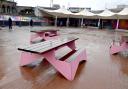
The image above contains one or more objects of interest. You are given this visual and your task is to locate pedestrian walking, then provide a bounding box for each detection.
[30,19,33,27]
[8,17,12,30]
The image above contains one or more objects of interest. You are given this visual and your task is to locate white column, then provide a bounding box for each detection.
[66,17,69,27]
[81,18,83,27]
[55,16,57,27]
[116,19,119,29]
[0,8,1,13]
[98,19,100,28]
[5,6,7,13]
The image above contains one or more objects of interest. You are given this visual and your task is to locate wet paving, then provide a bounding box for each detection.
[0,26,128,89]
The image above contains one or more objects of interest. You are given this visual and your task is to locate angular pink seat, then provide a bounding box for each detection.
[18,38,87,81]
[110,41,128,54]
[42,49,87,81]
[30,29,59,44]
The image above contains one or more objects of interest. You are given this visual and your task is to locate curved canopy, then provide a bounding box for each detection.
[116,8,128,19]
[75,9,95,16]
[34,7,44,17]
[35,7,128,19]
[74,9,97,18]
[117,8,128,15]
[97,9,117,19]
[37,7,73,17]
[51,8,73,15]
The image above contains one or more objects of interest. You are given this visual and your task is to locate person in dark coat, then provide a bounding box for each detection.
[30,19,33,27]
[8,17,12,30]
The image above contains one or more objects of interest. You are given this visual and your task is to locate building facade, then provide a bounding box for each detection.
[0,0,46,26]
[0,0,17,15]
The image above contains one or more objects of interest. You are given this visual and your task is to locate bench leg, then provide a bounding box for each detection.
[42,50,73,80]
[43,49,87,81]
[67,41,76,50]
[30,33,39,42]
[110,42,128,54]
[30,33,45,43]
[50,31,57,36]
[70,49,87,80]
[38,32,47,40]
[44,36,59,41]
[20,52,42,66]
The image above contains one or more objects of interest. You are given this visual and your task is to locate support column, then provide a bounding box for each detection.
[81,18,83,27]
[116,19,119,29]
[5,6,7,13]
[66,17,69,27]
[0,7,1,13]
[98,19,100,29]
[55,16,57,27]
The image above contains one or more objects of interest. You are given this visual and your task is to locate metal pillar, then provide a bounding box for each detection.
[98,19,100,29]
[81,18,83,27]
[55,16,57,27]
[116,19,119,29]
[66,17,69,27]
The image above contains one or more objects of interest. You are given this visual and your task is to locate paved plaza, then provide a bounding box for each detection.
[0,26,128,89]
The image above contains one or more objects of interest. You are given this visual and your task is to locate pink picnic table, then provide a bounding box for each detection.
[110,34,128,54]
[18,37,87,81]
[30,29,59,43]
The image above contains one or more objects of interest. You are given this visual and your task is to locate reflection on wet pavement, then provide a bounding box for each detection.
[0,26,128,89]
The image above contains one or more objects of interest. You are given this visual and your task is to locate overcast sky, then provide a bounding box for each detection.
[14,0,128,10]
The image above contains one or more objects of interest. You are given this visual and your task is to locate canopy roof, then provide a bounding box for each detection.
[75,9,96,16]
[97,9,115,17]
[74,9,97,18]
[51,8,73,15]
[34,7,44,17]
[38,7,73,17]
[116,8,128,19]
[117,8,128,15]
[96,9,117,19]
[35,7,128,19]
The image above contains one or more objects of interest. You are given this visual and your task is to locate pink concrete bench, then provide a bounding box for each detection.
[30,36,59,44]
[64,49,87,80]
[18,37,87,81]
[45,32,57,37]
[110,36,128,54]
[30,29,59,44]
